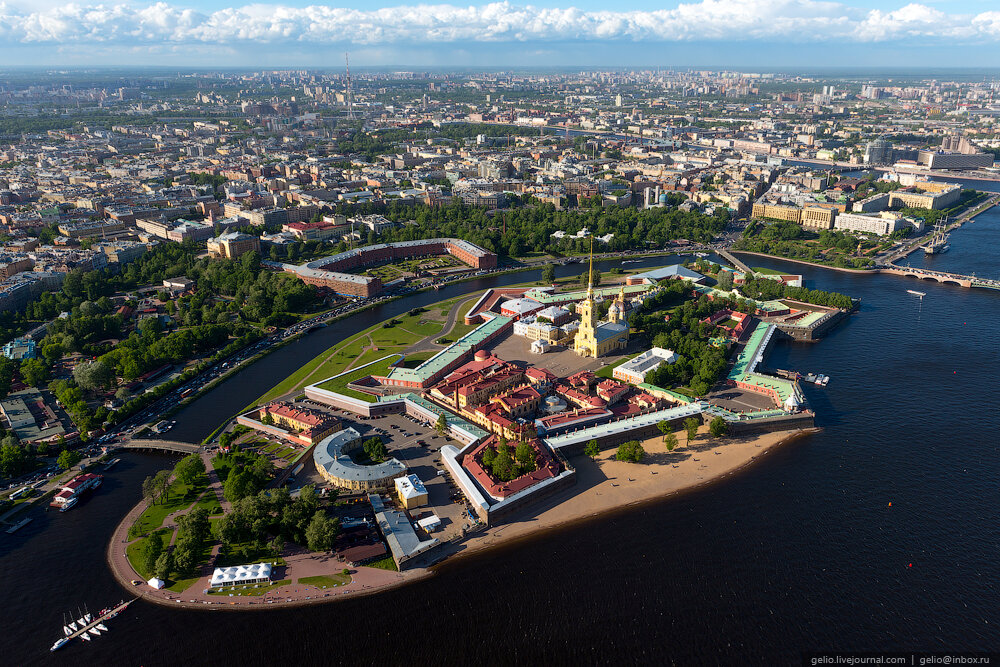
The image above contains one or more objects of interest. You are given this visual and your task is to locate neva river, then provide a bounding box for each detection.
[5,215,1000,665]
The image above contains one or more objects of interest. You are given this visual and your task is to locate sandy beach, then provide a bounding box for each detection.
[446,425,814,560]
[108,425,812,609]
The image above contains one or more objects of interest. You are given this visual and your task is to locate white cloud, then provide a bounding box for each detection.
[0,0,993,46]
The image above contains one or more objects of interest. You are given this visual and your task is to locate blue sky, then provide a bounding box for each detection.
[1,0,999,67]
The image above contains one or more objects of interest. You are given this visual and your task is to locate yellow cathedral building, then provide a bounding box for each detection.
[573,248,630,358]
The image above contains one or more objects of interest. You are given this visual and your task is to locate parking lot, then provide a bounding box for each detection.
[299,404,476,541]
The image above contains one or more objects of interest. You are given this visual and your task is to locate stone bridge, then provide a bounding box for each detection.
[118,439,203,454]
[880,266,973,287]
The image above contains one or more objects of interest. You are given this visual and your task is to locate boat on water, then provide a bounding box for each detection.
[803,373,817,383]
[5,517,32,533]
[51,599,135,652]
[50,472,102,511]
[814,374,826,386]
[907,289,926,297]
[103,458,121,470]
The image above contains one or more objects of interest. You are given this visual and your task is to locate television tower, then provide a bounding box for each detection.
[345,52,356,121]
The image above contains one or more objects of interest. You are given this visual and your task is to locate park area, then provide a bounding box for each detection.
[250,294,482,406]
[359,254,465,280]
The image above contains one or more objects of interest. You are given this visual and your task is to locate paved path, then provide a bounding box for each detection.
[404,295,479,355]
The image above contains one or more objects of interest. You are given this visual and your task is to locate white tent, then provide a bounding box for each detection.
[147,577,166,589]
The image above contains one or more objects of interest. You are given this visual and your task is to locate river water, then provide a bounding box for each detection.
[6,227,1000,664]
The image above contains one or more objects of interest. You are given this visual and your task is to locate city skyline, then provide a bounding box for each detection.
[3,0,1000,67]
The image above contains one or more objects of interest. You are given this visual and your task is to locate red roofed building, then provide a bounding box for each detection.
[567,370,596,389]
[534,406,612,435]
[259,402,341,445]
[469,402,537,441]
[595,379,630,405]
[282,221,344,241]
[524,366,556,390]
[431,358,526,410]
[554,384,606,409]
[490,384,542,417]
[463,436,561,500]
[702,309,752,341]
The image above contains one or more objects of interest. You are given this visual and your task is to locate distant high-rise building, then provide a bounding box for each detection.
[864,138,894,165]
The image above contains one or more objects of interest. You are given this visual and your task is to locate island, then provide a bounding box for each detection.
[108,252,854,608]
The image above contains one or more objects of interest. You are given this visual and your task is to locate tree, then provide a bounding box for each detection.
[223,467,255,502]
[615,440,645,463]
[261,412,275,426]
[363,437,388,463]
[305,510,339,552]
[154,550,173,580]
[153,469,171,504]
[541,263,556,284]
[717,271,734,291]
[174,453,206,489]
[73,359,114,391]
[114,386,131,402]
[684,417,701,446]
[514,442,536,471]
[663,430,679,452]
[20,358,50,387]
[584,439,600,459]
[709,416,729,438]
[141,474,158,503]
[657,420,671,441]
[435,413,447,436]
[482,446,496,467]
[57,448,82,470]
[0,440,27,477]
[491,446,516,481]
[142,531,163,577]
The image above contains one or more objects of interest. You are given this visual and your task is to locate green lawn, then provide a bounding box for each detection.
[398,349,436,368]
[596,352,642,379]
[192,490,224,516]
[752,266,785,275]
[130,476,208,537]
[297,573,352,588]
[250,292,486,407]
[314,356,398,402]
[165,533,216,593]
[208,579,291,596]
[125,527,174,580]
[366,555,398,571]
[437,318,479,344]
[369,324,427,348]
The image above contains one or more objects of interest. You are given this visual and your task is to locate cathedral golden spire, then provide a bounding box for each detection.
[587,235,594,298]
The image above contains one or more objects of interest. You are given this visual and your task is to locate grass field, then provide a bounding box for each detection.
[125,527,174,580]
[595,352,642,379]
[314,356,398,402]
[752,266,786,275]
[366,555,398,571]
[130,476,208,537]
[251,290,486,408]
[191,490,224,516]
[297,573,352,588]
[209,579,291,596]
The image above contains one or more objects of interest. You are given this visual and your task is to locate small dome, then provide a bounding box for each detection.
[658,193,669,204]
[474,350,489,361]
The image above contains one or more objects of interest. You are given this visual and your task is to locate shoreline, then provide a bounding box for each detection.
[107,425,813,610]
[731,250,877,274]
